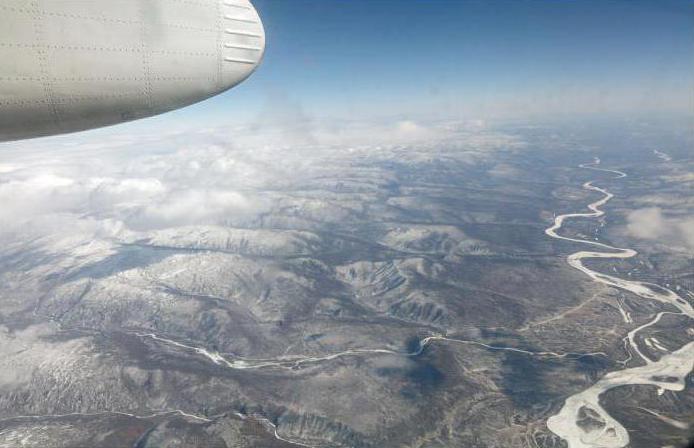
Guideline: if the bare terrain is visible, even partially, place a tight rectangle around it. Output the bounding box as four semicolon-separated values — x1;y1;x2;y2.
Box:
0;118;692;447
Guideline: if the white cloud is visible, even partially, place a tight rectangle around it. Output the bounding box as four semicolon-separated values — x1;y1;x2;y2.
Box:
0;175;80;227
396;120;426;135
129;189;261;230
626;207;694;250
676;218;694;249
626;208;667;239
0;118;518;241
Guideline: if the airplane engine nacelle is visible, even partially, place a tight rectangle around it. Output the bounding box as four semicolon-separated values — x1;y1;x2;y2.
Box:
0;0;265;142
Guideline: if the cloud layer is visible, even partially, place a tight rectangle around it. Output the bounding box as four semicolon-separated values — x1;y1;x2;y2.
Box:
0;119;520;243
626;207;694;250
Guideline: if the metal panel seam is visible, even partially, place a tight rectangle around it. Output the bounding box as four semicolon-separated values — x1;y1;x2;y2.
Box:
139;1;154;111
32;0;61;129
216;0;223;90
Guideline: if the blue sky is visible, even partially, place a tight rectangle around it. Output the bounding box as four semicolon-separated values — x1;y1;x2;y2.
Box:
160;0;694;128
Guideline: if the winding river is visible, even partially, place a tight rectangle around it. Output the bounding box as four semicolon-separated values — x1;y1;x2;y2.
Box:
138;331;607;372
16;159;691;448
131;158;694;447
545;159;694;448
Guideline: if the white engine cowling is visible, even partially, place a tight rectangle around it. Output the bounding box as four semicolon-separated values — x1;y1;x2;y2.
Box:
0;0;265;141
